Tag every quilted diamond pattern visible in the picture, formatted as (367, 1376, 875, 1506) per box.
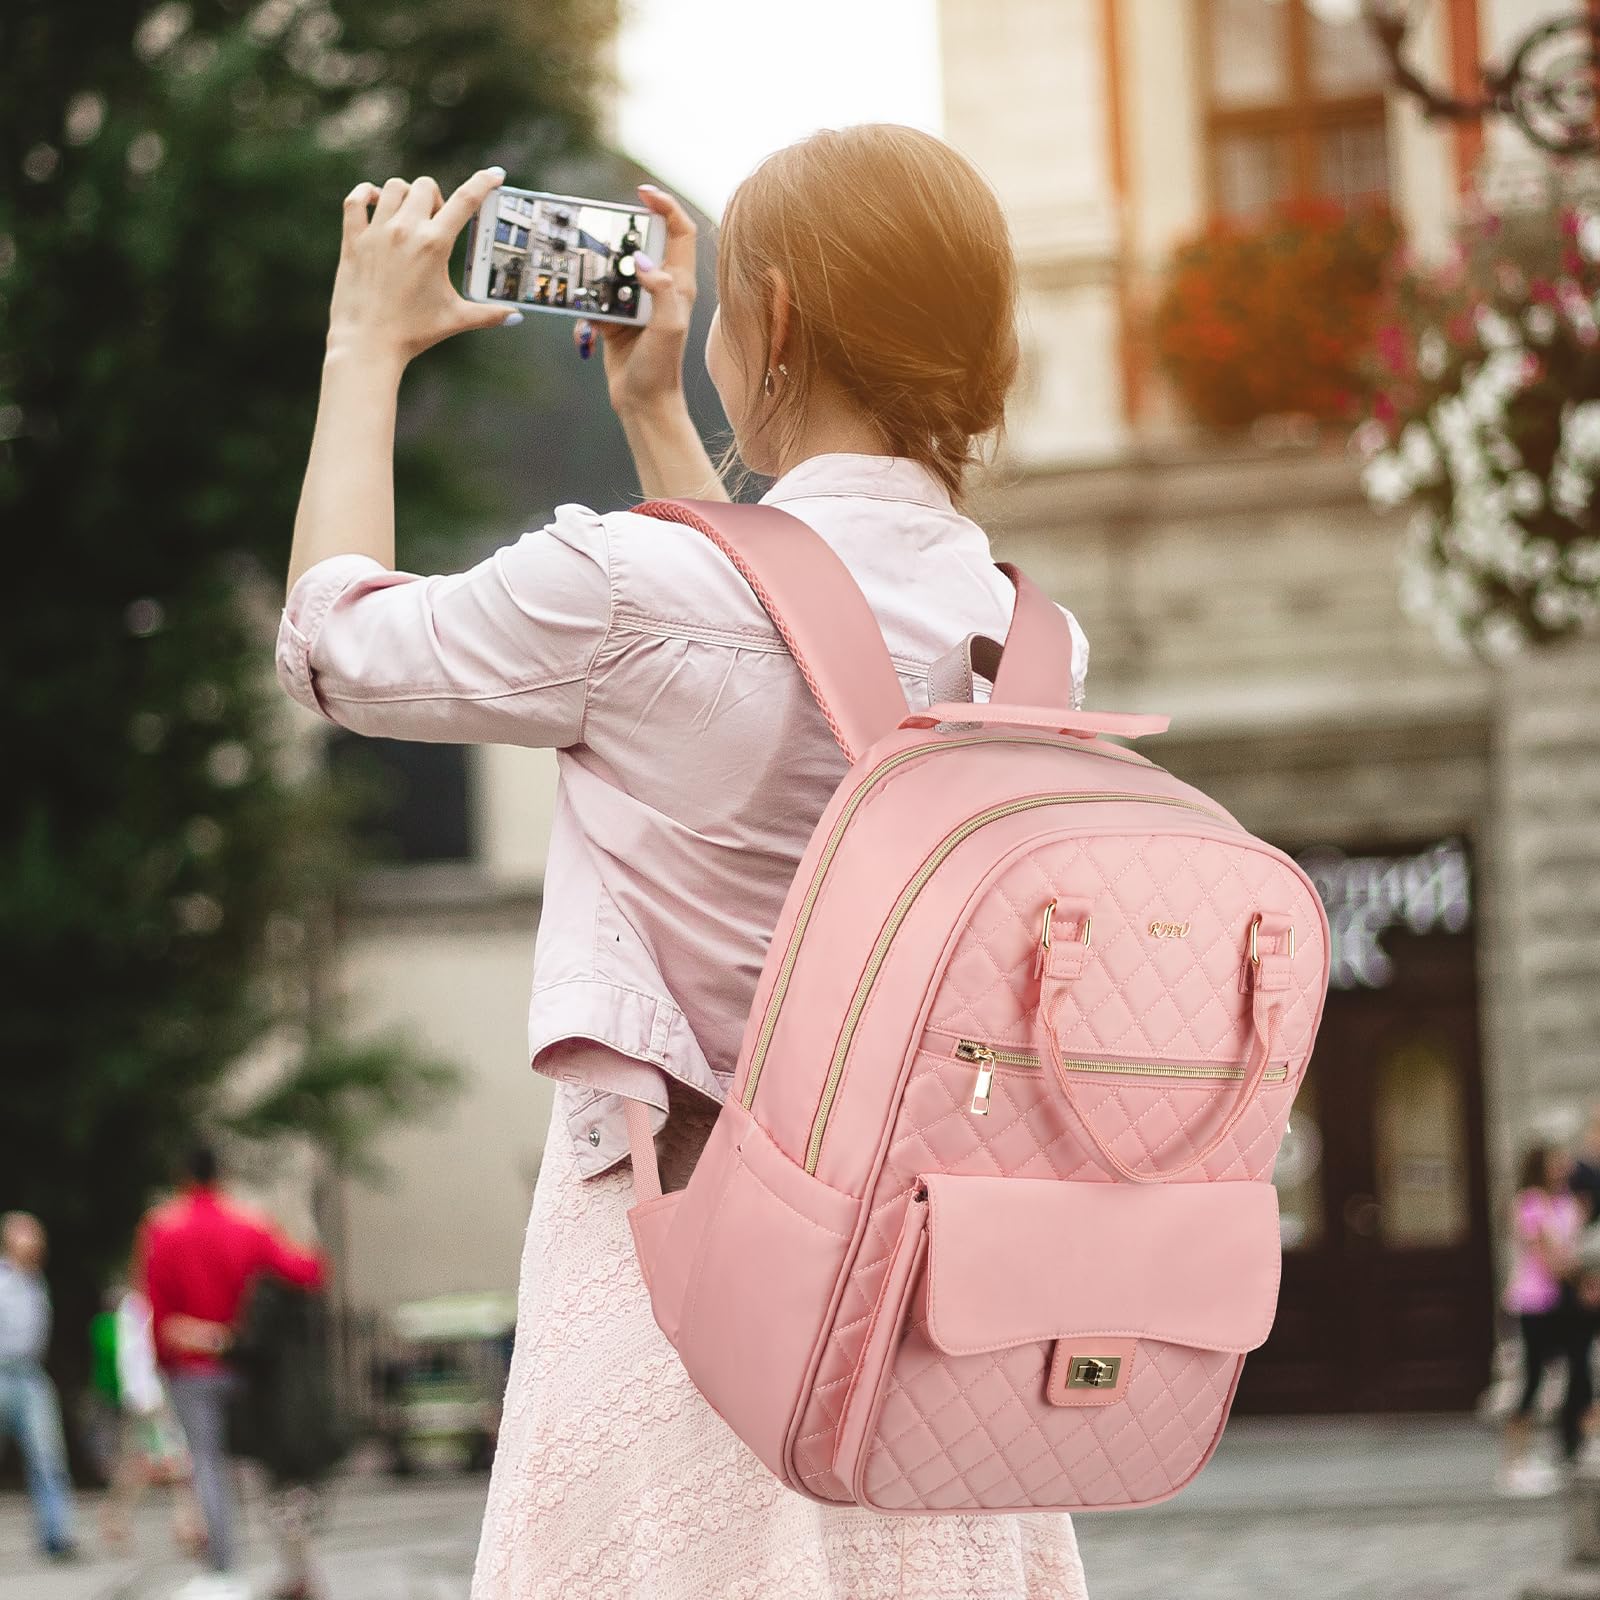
(792, 1054, 1294, 1497)
(928, 833, 1323, 1063)
(859, 1280, 1240, 1511)
(789, 829, 1321, 1503)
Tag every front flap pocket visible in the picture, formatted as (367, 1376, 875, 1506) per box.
(921, 1172, 1282, 1357)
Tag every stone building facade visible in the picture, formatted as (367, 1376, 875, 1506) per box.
(289, 0, 1600, 1415)
(948, 0, 1600, 1409)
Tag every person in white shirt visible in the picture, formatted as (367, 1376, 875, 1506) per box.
(0, 1211, 79, 1561)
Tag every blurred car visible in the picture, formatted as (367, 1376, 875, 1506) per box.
(376, 1291, 516, 1476)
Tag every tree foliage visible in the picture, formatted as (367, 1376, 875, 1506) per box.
(0, 0, 610, 1373)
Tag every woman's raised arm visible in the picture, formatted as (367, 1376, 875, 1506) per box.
(285, 166, 516, 597)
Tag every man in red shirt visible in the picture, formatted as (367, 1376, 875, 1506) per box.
(136, 1145, 325, 1594)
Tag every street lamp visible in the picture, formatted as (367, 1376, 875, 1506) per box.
(1335, 0, 1600, 155)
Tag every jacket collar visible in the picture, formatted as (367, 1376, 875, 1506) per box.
(758, 452, 955, 512)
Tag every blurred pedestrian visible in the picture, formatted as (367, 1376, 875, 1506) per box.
(1567, 1104, 1600, 1467)
(229, 1274, 349, 1600)
(136, 1144, 326, 1600)
(89, 1277, 204, 1555)
(1499, 1140, 1592, 1495)
(0, 1211, 79, 1560)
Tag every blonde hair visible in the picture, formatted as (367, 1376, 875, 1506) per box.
(712, 124, 1020, 513)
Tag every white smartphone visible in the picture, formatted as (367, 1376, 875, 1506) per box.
(461, 184, 668, 326)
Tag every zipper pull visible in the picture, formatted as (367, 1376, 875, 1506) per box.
(959, 1042, 997, 1115)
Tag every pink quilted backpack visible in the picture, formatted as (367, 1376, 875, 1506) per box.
(616, 497, 1331, 1515)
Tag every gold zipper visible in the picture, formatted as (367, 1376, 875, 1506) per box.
(738, 732, 1169, 1111)
(802, 789, 1235, 1172)
(953, 1036, 1288, 1114)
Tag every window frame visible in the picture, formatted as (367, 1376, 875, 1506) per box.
(1197, 0, 1391, 218)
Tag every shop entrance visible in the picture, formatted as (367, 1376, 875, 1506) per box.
(1235, 836, 1496, 1414)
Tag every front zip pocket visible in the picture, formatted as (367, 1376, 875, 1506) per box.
(951, 1037, 1290, 1115)
(738, 736, 1168, 1113)
(802, 790, 1234, 1173)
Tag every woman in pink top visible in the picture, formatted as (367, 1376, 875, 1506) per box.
(1498, 1139, 1592, 1494)
(277, 127, 1090, 1597)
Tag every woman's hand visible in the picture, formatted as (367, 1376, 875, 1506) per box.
(576, 182, 698, 415)
(326, 167, 519, 365)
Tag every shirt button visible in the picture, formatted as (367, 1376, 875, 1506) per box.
(588, 1129, 601, 1146)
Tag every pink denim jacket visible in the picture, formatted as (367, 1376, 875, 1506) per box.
(275, 451, 1089, 1178)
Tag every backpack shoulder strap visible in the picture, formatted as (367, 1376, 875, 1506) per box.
(633, 500, 1082, 760)
(635, 497, 909, 763)
(991, 562, 1081, 708)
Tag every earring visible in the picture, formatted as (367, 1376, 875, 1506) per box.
(763, 362, 789, 398)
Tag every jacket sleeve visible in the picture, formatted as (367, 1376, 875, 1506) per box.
(274, 503, 613, 748)
(255, 1224, 327, 1293)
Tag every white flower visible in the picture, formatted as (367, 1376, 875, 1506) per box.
(1463, 372, 1509, 426)
(1552, 461, 1592, 520)
(1441, 567, 1487, 616)
(1521, 539, 1560, 581)
(1533, 586, 1572, 628)
(1508, 472, 1545, 516)
(1405, 507, 1441, 548)
(1399, 423, 1441, 485)
(1565, 399, 1600, 463)
(1417, 329, 1449, 381)
(1486, 435, 1523, 473)
(1351, 419, 1388, 460)
(1362, 451, 1412, 509)
(1475, 307, 1522, 350)
(1525, 304, 1559, 343)
(1581, 211, 1600, 263)
(1561, 284, 1599, 341)
(1565, 539, 1600, 582)
(1479, 613, 1526, 659)
(1432, 395, 1474, 448)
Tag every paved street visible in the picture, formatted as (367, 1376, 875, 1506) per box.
(0, 1416, 1571, 1599)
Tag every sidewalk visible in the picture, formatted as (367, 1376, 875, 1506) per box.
(0, 1415, 1566, 1599)
(1074, 1414, 1561, 1600)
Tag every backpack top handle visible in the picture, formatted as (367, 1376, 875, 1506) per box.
(635, 498, 1081, 764)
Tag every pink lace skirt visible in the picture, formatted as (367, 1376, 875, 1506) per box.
(471, 1085, 1090, 1600)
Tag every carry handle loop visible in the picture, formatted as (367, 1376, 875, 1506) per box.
(1033, 910, 1294, 1185)
(900, 703, 1170, 741)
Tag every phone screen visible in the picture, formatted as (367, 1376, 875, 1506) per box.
(465, 187, 656, 324)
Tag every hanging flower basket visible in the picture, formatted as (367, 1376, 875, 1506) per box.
(1354, 194, 1600, 659)
(1150, 198, 1400, 431)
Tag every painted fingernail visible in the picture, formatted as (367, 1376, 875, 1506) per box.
(487, 165, 506, 178)
(636, 252, 656, 273)
(503, 310, 523, 326)
(639, 182, 660, 192)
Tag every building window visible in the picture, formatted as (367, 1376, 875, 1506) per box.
(326, 732, 475, 866)
(1201, 0, 1391, 218)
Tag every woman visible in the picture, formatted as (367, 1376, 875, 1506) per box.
(278, 124, 1091, 1598)
(1498, 1139, 1592, 1496)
